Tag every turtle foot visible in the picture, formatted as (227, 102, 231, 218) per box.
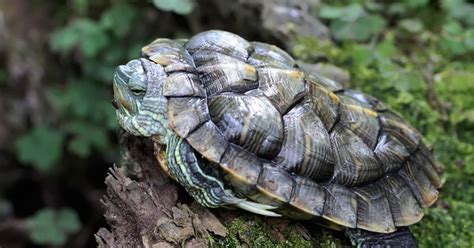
(345, 227, 417, 248)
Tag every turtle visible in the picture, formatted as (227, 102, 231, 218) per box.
(112, 30, 443, 247)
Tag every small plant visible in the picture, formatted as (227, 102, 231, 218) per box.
(25, 208, 82, 246)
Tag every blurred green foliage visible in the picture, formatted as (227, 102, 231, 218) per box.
(25, 208, 81, 246)
(16, 126, 64, 171)
(152, 0, 194, 15)
(17, 2, 143, 172)
(295, 0, 474, 246)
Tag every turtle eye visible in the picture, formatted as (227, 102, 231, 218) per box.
(127, 72, 147, 95)
(130, 87, 145, 95)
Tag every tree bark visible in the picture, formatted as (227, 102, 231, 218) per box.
(95, 131, 229, 247)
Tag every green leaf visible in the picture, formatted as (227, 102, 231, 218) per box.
(50, 19, 109, 57)
(15, 126, 64, 171)
(50, 24, 82, 53)
(26, 208, 81, 246)
(319, 3, 365, 22)
(465, 29, 474, 49)
(153, 0, 194, 15)
(330, 14, 386, 41)
(399, 19, 424, 34)
(56, 208, 82, 233)
(387, 3, 406, 15)
(48, 81, 104, 118)
(100, 4, 137, 37)
(439, 37, 467, 55)
(65, 122, 110, 157)
(443, 21, 464, 36)
(394, 71, 426, 92)
(376, 37, 397, 58)
(403, 0, 428, 9)
(442, 0, 474, 26)
(349, 45, 374, 66)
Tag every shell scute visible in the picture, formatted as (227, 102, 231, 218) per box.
(380, 111, 422, 153)
(354, 184, 396, 233)
(185, 30, 252, 61)
(193, 50, 258, 96)
(330, 125, 383, 186)
(374, 134, 410, 173)
(306, 81, 340, 130)
(306, 73, 344, 92)
(322, 184, 357, 228)
(185, 121, 229, 163)
(142, 38, 195, 73)
(276, 103, 334, 181)
(163, 73, 205, 97)
(254, 164, 295, 207)
(286, 176, 325, 219)
(208, 94, 283, 158)
(376, 175, 423, 226)
(398, 156, 439, 208)
(257, 67, 306, 113)
(337, 94, 381, 149)
(248, 41, 296, 69)
(220, 144, 262, 196)
(168, 97, 209, 137)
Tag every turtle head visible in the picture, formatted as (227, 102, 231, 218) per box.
(112, 59, 169, 143)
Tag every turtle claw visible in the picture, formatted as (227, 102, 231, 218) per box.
(236, 201, 282, 217)
(239, 200, 279, 210)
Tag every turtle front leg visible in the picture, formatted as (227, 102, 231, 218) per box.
(165, 133, 280, 216)
(345, 227, 417, 248)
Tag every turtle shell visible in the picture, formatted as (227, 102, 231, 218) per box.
(142, 30, 442, 233)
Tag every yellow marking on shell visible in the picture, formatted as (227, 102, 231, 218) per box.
(290, 197, 318, 217)
(256, 185, 286, 203)
(301, 134, 312, 174)
(345, 104, 378, 117)
(220, 165, 253, 185)
(244, 64, 257, 74)
(399, 210, 424, 226)
(322, 215, 353, 228)
(141, 46, 152, 54)
(288, 70, 304, 79)
(422, 189, 439, 207)
(314, 83, 340, 103)
(328, 91, 340, 103)
(150, 55, 172, 66)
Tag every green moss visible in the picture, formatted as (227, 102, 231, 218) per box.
(412, 201, 474, 247)
(214, 215, 313, 248)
